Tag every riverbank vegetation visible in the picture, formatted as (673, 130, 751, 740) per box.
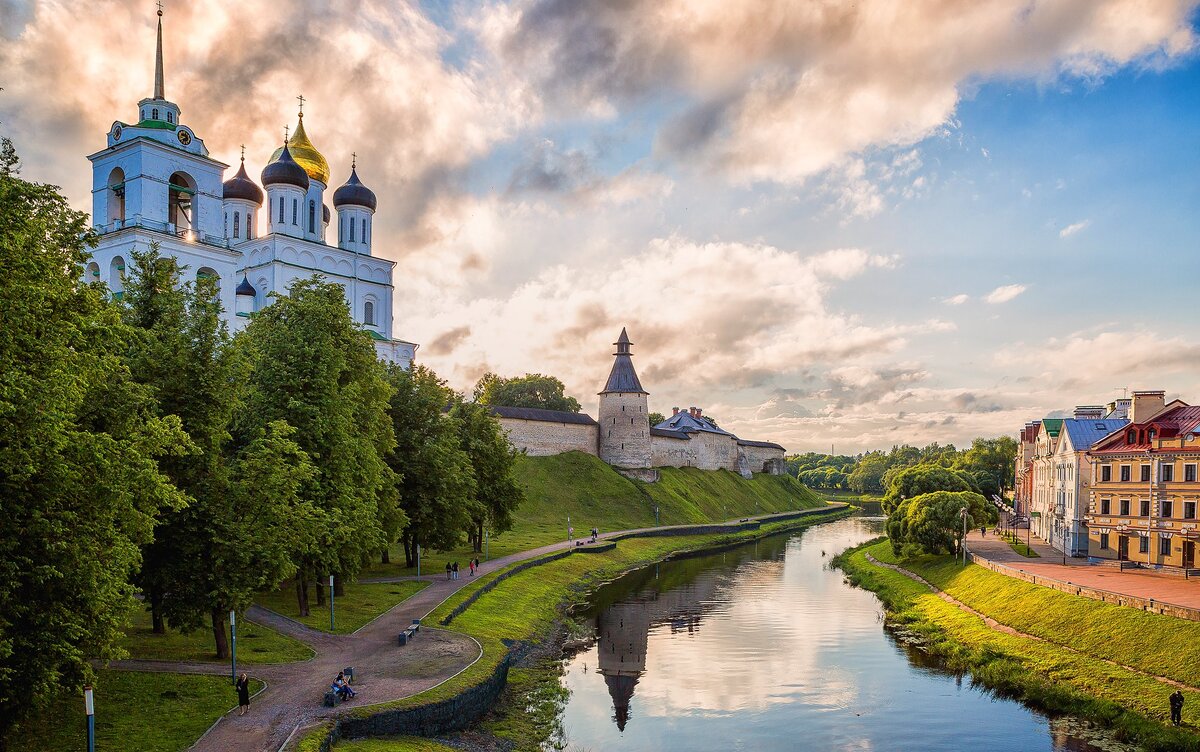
(254, 581, 429, 635)
(836, 539, 1200, 751)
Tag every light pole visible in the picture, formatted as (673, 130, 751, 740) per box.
(484, 531, 489, 561)
(84, 685, 95, 752)
(229, 610, 237, 685)
(416, 544, 422, 577)
(567, 514, 572, 542)
(655, 505, 660, 526)
(328, 575, 335, 632)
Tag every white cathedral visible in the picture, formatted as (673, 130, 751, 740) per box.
(84, 9, 416, 366)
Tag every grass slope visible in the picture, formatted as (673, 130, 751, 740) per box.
(361, 452, 825, 579)
(120, 605, 314, 663)
(255, 581, 429, 635)
(22, 670, 261, 752)
(837, 540, 1200, 751)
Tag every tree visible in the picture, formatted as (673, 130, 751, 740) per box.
(957, 436, 1019, 493)
(450, 400, 524, 553)
(882, 464, 979, 514)
(236, 278, 397, 616)
(886, 490, 994, 556)
(473, 372, 582, 412)
(847, 452, 889, 493)
(647, 411, 666, 427)
(386, 365, 475, 566)
(0, 138, 188, 742)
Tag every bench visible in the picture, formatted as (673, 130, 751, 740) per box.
(323, 690, 342, 708)
(397, 626, 417, 646)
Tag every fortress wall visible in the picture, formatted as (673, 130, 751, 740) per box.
(497, 417, 598, 457)
(651, 434, 692, 467)
(740, 445, 786, 474)
(691, 432, 740, 471)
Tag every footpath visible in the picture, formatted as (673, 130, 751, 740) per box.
(965, 530, 1200, 611)
(109, 504, 845, 752)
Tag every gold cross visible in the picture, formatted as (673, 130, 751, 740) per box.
(240, 144, 246, 161)
(351, 152, 357, 169)
(296, 94, 305, 116)
(157, 1, 163, 16)
(283, 124, 289, 142)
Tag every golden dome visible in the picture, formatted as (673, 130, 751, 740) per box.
(268, 115, 329, 186)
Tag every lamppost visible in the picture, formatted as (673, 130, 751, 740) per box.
(229, 610, 237, 685)
(655, 505, 660, 526)
(329, 575, 335, 632)
(484, 530, 490, 561)
(959, 506, 969, 566)
(84, 685, 95, 752)
(416, 544, 422, 577)
(567, 514, 572, 542)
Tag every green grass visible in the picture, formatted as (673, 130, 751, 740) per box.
(360, 452, 825, 579)
(818, 488, 884, 504)
(334, 738, 458, 751)
(20, 670, 261, 752)
(119, 604, 314, 663)
(255, 581, 429, 635)
(836, 540, 1200, 752)
(1000, 534, 1041, 557)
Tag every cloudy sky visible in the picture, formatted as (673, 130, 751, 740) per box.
(3, 0, 1199, 453)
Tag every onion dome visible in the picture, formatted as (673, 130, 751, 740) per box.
(333, 167, 377, 211)
(267, 113, 329, 185)
(222, 159, 263, 205)
(261, 143, 309, 190)
(322, 204, 330, 225)
(235, 275, 256, 297)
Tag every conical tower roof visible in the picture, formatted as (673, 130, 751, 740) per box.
(268, 113, 330, 185)
(600, 327, 647, 394)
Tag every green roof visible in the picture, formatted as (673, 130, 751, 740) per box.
(1042, 418, 1064, 437)
(366, 329, 387, 341)
(134, 119, 177, 131)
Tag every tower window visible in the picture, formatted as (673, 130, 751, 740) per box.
(278, 196, 284, 223)
(141, 108, 146, 120)
(233, 211, 240, 239)
(349, 217, 356, 242)
(152, 108, 159, 120)
(364, 218, 369, 245)
(339, 220, 343, 243)
(308, 200, 315, 233)
(247, 212, 253, 239)
(167, 112, 174, 124)
(292, 199, 298, 225)
(364, 300, 376, 326)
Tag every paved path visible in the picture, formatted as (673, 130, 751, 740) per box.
(107, 505, 843, 752)
(965, 530, 1200, 610)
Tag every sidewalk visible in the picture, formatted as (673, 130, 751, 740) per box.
(965, 529, 1200, 610)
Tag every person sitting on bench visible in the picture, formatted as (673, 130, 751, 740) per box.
(333, 673, 355, 700)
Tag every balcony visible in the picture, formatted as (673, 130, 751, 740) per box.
(93, 216, 231, 250)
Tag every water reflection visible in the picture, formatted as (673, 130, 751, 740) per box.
(562, 517, 1117, 752)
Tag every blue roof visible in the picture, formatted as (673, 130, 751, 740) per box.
(653, 412, 734, 437)
(1062, 418, 1128, 451)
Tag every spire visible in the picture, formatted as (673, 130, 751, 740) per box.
(615, 327, 631, 355)
(153, 2, 165, 100)
(600, 328, 647, 394)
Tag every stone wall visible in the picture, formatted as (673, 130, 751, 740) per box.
(650, 434, 691, 467)
(690, 431, 740, 471)
(598, 391, 652, 468)
(739, 444, 786, 474)
(497, 417, 597, 457)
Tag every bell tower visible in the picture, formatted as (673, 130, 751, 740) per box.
(597, 328, 652, 469)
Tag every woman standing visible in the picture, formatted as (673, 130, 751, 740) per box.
(236, 673, 251, 715)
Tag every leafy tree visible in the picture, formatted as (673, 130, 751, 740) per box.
(236, 278, 397, 615)
(882, 464, 979, 514)
(450, 400, 524, 553)
(0, 138, 187, 740)
(886, 490, 993, 556)
(847, 452, 889, 493)
(647, 411, 666, 427)
(386, 365, 475, 566)
(473, 372, 582, 412)
(956, 436, 1019, 493)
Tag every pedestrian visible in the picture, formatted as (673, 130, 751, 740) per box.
(980, 526, 986, 537)
(474, 557, 480, 571)
(1171, 690, 1184, 726)
(445, 562, 452, 581)
(236, 672, 250, 716)
(452, 561, 459, 580)
(469, 559, 475, 576)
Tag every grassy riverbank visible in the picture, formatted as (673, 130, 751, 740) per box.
(300, 506, 850, 751)
(835, 539, 1200, 751)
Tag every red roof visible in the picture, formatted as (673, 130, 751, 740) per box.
(1092, 405, 1200, 454)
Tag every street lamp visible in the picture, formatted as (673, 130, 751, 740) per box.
(329, 575, 335, 632)
(229, 610, 237, 685)
(655, 505, 660, 526)
(959, 506, 969, 566)
(84, 685, 95, 752)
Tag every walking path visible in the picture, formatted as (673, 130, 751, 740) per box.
(107, 505, 844, 752)
(965, 530, 1200, 610)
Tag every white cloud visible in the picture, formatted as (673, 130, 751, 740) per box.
(943, 293, 969, 305)
(1059, 219, 1091, 238)
(985, 284, 1028, 304)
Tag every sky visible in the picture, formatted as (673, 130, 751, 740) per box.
(2, 0, 1199, 454)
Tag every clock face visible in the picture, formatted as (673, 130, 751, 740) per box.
(177, 129, 192, 146)
(113, 125, 122, 141)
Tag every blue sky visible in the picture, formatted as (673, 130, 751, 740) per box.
(2, 0, 1198, 452)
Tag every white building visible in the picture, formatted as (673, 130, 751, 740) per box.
(1046, 410, 1128, 557)
(85, 9, 415, 365)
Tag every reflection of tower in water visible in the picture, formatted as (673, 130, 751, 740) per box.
(594, 576, 720, 732)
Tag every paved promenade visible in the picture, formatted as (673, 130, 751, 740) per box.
(107, 505, 844, 752)
(965, 530, 1200, 610)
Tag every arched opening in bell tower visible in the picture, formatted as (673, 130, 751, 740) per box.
(168, 172, 196, 232)
(106, 167, 126, 226)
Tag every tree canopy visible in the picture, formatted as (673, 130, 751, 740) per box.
(886, 490, 994, 557)
(473, 372, 582, 413)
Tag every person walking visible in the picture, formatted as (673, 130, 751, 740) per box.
(236, 673, 251, 716)
(445, 562, 452, 581)
(468, 559, 475, 576)
(452, 561, 459, 580)
(1171, 690, 1185, 726)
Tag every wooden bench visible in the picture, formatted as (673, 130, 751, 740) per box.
(397, 626, 417, 646)
(323, 690, 342, 707)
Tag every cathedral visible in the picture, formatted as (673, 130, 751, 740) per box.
(84, 9, 415, 366)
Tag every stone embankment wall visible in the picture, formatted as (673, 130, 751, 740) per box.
(496, 416, 597, 457)
(969, 553, 1200, 621)
(740, 444, 787, 474)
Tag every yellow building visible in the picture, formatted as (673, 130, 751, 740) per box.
(1085, 391, 1200, 569)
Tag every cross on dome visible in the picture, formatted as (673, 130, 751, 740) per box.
(296, 94, 305, 117)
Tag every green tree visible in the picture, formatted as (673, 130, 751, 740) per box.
(956, 436, 1019, 493)
(847, 452, 889, 493)
(647, 411, 666, 427)
(886, 490, 993, 556)
(450, 400, 524, 553)
(386, 365, 475, 566)
(473, 372, 582, 412)
(882, 464, 979, 514)
(0, 138, 188, 741)
(237, 278, 397, 615)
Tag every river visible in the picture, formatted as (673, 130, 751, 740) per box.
(556, 515, 1120, 752)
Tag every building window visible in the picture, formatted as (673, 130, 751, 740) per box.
(1186, 502, 1197, 520)
(1120, 465, 1131, 482)
(350, 217, 356, 242)
(1101, 498, 1111, 515)
(1120, 499, 1130, 515)
(364, 218, 369, 245)
(1141, 465, 1151, 482)
(1100, 533, 1109, 550)
(1161, 536, 1172, 556)
(247, 212, 253, 239)
(1140, 499, 1150, 516)
(309, 200, 315, 233)
(1187, 465, 1197, 483)
(233, 211, 240, 239)
(292, 199, 298, 225)
(1163, 500, 1174, 518)
(1162, 463, 1175, 482)
(364, 300, 375, 326)
(152, 108, 159, 120)
(278, 196, 284, 223)
(1139, 536, 1149, 554)
(1148, 428, 1157, 442)
(167, 111, 174, 124)
(1101, 465, 1112, 482)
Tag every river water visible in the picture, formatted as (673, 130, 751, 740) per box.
(557, 516, 1116, 752)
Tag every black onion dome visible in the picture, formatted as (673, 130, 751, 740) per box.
(223, 161, 264, 205)
(322, 204, 331, 224)
(333, 168, 377, 211)
(261, 144, 310, 190)
(235, 276, 256, 296)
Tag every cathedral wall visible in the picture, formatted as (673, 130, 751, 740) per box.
(498, 417, 598, 457)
